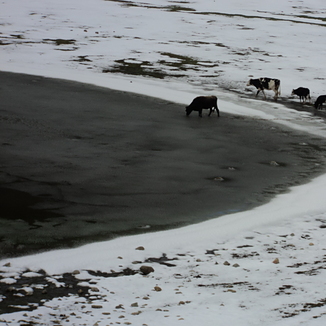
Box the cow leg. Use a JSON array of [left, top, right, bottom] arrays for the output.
[[256, 89, 266, 99], [215, 105, 220, 117], [273, 90, 278, 101], [208, 108, 213, 116]]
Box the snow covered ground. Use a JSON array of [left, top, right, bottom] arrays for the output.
[[1, 0, 326, 324]]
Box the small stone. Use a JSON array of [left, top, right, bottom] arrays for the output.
[[91, 305, 103, 309], [233, 263, 240, 268], [90, 287, 99, 292], [273, 258, 280, 264], [4, 262, 11, 267], [131, 302, 138, 307], [136, 246, 145, 251], [270, 161, 279, 166], [140, 265, 154, 275], [131, 311, 142, 315], [223, 261, 231, 266], [72, 270, 80, 275], [178, 301, 185, 305], [309, 242, 314, 246], [154, 286, 162, 292]]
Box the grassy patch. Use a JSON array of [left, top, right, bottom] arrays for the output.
[[164, 5, 195, 12], [193, 11, 326, 27], [0, 40, 11, 46], [102, 52, 217, 79], [73, 55, 92, 62], [43, 38, 76, 46], [103, 59, 167, 79], [103, 58, 188, 79], [106, 0, 195, 12], [10, 34, 24, 39], [160, 52, 199, 65], [159, 52, 219, 72]]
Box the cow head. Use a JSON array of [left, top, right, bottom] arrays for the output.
[[185, 106, 192, 116], [246, 79, 252, 86]]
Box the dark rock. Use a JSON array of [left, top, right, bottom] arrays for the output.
[[140, 266, 154, 275]]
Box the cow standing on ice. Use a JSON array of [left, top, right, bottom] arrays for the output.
[[247, 77, 281, 100], [186, 96, 220, 117], [291, 87, 311, 103]]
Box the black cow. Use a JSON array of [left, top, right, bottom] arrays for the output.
[[314, 95, 326, 110], [247, 77, 281, 100], [291, 87, 311, 103], [186, 96, 219, 117]]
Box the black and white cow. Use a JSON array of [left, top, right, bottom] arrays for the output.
[[291, 87, 311, 103], [314, 95, 326, 110], [247, 77, 281, 100], [186, 95, 219, 117]]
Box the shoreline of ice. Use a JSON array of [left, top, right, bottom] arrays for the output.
[[1, 66, 326, 268]]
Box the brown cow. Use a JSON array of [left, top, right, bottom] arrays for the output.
[[185, 96, 219, 117]]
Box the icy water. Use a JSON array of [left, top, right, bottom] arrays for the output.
[[1, 71, 326, 258], [2, 0, 326, 257]]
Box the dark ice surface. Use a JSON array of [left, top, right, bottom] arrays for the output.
[[1, 71, 326, 258]]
